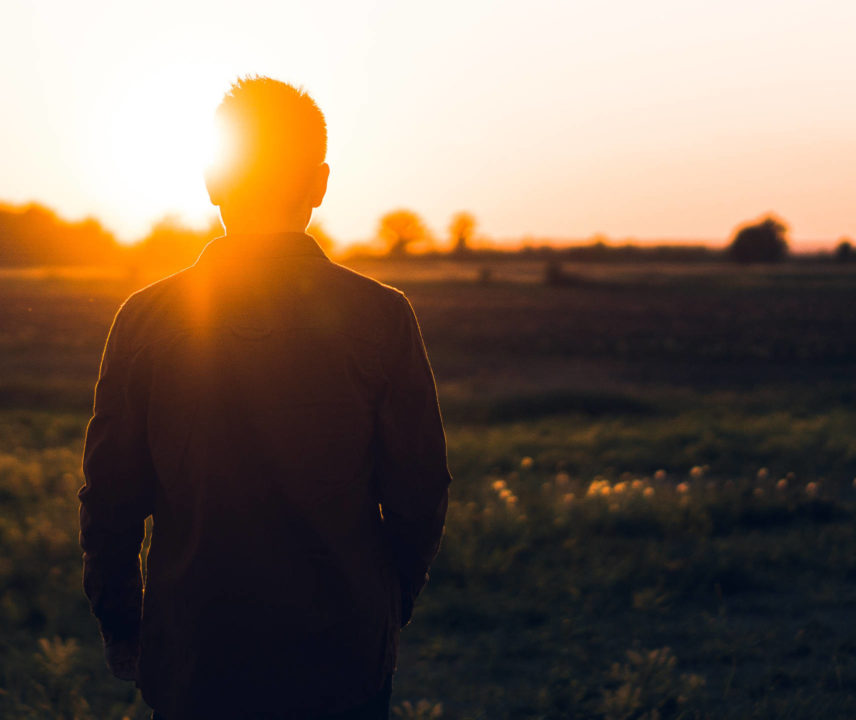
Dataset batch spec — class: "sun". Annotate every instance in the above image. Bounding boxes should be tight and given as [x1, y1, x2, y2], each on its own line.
[88, 71, 226, 243]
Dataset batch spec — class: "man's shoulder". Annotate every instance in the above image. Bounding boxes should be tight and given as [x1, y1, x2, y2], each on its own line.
[109, 266, 197, 348]
[110, 259, 411, 351]
[321, 260, 406, 308]
[118, 266, 194, 315]
[313, 261, 414, 348]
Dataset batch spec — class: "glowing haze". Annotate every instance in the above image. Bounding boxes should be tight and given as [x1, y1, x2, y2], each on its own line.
[2, 0, 855, 249]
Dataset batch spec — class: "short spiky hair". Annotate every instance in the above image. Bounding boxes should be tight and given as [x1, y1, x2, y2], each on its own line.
[213, 76, 327, 194]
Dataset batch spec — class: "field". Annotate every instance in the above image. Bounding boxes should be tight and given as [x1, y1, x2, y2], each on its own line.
[2, 259, 856, 718]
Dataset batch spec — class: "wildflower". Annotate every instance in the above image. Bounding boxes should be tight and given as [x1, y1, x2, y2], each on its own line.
[689, 466, 704, 480]
[491, 479, 506, 491]
[555, 471, 570, 487]
[613, 481, 628, 494]
[541, 482, 553, 494]
[643, 487, 654, 498]
[631, 479, 644, 490]
[587, 479, 610, 496]
[561, 492, 575, 505]
[805, 481, 818, 497]
[520, 456, 534, 470]
[654, 469, 667, 482]
[757, 467, 769, 480]
[676, 482, 690, 494]
[776, 478, 788, 491]
[499, 488, 512, 500]
[505, 494, 518, 506]
[753, 487, 764, 498]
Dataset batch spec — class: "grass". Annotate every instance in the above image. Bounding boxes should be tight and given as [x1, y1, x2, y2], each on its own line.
[2, 261, 856, 718]
[400, 447, 856, 719]
[3, 411, 855, 718]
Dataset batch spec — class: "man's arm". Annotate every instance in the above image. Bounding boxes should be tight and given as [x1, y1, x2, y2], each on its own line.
[79, 305, 155, 679]
[376, 293, 452, 627]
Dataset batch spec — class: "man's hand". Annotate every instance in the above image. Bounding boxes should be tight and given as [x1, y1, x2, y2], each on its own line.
[105, 638, 140, 681]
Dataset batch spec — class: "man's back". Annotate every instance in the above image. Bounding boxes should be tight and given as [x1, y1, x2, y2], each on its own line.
[79, 232, 451, 717]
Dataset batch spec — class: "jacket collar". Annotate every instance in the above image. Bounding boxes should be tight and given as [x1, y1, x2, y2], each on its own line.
[195, 231, 328, 266]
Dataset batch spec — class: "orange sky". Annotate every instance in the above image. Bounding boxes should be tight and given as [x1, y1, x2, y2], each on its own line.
[2, 0, 855, 249]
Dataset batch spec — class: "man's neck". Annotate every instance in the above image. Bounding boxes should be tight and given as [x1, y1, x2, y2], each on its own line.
[220, 206, 310, 236]
[225, 220, 308, 236]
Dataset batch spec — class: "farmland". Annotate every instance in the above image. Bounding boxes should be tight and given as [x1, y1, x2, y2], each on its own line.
[2, 259, 856, 718]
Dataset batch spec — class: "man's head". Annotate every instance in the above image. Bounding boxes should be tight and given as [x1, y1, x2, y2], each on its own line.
[205, 76, 329, 232]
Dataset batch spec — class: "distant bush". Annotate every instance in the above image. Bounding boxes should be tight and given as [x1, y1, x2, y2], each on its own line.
[477, 266, 493, 284]
[544, 259, 585, 286]
[835, 238, 853, 263]
[0, 202, 120, 266]
[544, 258, 562, 285]
[131, 214, 222, 272]
[727, 216, 789, 263]
[377, 209, 433, 256]
[448, 211, 476, 255]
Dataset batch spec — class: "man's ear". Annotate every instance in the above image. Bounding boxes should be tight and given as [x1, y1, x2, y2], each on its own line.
[308, 163, 330, 209]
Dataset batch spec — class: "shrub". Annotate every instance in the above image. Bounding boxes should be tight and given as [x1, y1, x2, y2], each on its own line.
[727, 216, 789, 263]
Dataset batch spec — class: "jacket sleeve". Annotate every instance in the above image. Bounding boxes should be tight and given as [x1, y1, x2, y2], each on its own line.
[79, 305, 155, 648]
[375, 293, 452, 606]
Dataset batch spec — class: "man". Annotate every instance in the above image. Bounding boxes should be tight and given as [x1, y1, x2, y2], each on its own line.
[79, 76, 452, 719]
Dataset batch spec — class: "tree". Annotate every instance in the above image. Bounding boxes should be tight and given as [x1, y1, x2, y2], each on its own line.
[727, 215, 789, 263]
[835, 238, 853, 263]
[377, 209, 431, 256]
[0, 202, 122, 266]
[448, 211, 476, 254]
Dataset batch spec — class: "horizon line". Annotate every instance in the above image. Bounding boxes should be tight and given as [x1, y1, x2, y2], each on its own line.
[1, 198, 848, 253]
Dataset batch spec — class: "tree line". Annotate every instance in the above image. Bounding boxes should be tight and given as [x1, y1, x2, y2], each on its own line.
[0, 200, 853, 272]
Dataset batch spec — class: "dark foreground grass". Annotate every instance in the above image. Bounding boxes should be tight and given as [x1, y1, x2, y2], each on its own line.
[2, 266, 856, 717]
[2, 411, 856, 719]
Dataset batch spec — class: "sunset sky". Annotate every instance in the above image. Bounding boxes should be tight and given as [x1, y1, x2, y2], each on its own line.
[3, 0, 855, 249]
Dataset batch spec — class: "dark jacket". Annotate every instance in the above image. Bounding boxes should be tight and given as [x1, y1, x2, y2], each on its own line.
[78, 232, 451, 718]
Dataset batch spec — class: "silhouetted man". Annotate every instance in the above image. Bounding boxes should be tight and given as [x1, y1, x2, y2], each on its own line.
[79, 76, 451, 719]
